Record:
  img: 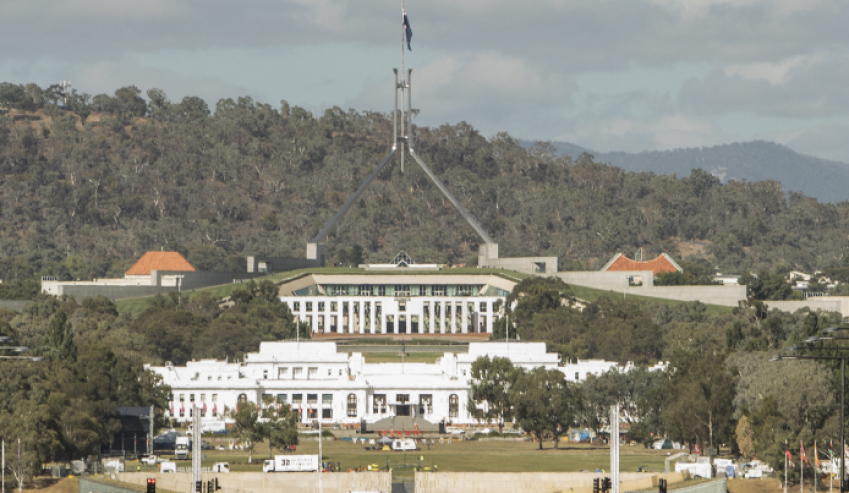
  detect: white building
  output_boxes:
[150,341,603,426]
[278,269,516,336]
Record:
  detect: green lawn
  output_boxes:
[363,352,443,363]
[142,437,671,474]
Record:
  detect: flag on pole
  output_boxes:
[815,441,819,467]
[801,442,809,465]
[203,402,207,413]
[403,9,413,51]
[213,403,217,416]
[787,450,795,468]
[830,440,835,458]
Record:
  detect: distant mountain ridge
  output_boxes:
[521,140,849,204]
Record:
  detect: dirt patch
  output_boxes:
[727,478,783,493]
[676,240,710,258]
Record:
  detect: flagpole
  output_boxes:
[785,446,788,493]
[399,0,406,173]
[802,454,804,493]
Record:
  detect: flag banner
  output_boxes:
[815,441,819,467]
[403,9,413,50]
[801,442,809,465]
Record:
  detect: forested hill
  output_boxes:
[1,83,849,285]
[538,139,849,204]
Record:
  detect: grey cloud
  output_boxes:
[678,53,849,118]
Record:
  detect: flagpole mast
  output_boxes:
[399,0,406,173]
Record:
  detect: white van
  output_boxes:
[159,461,177,473]
[212,463,230,473]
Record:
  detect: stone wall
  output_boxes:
[117,471,391,493]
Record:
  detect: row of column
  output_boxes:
[290,298,496,334]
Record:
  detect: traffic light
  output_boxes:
[593,478,600,493]
[195,481,202,493]
[214,478,221,491]
[659,478,668,493]
[146,478,156,493]
[602,477,611,492]
[207,480,214,493]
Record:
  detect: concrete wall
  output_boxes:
[556,271,656,290]
[117,471,391,493]
[415,471,689,493]
[554,272,747,307]
[633,285,747,307]
[766,297,849,318]
[248,256,322,274]
[481,257,559,275]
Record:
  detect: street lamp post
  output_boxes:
[772,323,849,492]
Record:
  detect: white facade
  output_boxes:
[151,341,571,426]
[279,273,515,336]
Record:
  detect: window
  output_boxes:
[278,367,289,379]
[201,394,206,402]
[396,394,410,404]
[449,394,459,418]
[399,302,406,312]
[395,285,410,296]
[277,394,287,403]
[306,302,313,312]
[212,394,218,402]
[293,301,300,311]
[263,370,268,380]
[347,394,357,417]
[419,395,433,415]
[179,394,185,402]
[331,302,337,311]
[318,302,325,312]
[322,394,333,404]
[480,302,487,312]
[322,408,332,419]
[328,369,332,376]
[293,367,303,378]
[373,394,386,413]
[360,285,371,296]
[307,394,318,404]
[190,394,195,402]
[308,367,318,379]
[292,394,303,403]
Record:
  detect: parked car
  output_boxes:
[140,455,159,466]
[211,463,230,473]
[159,461,176,473]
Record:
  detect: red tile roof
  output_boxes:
[125,252,196,276]
[601,253,682,275]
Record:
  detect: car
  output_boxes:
[211,462,230,473]
[159,461,176,473]
[140,455,159,466]
[445,426,464,435]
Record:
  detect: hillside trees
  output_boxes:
[1,82,848,284]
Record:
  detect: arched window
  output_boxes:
[347,394,357,417]
[449,394,459,418]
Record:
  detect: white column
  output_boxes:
[486,301,494,333]
[359,301,365,334]
[440,301,446,334]
[380,305,387,334]
[460,301,467,334]
[347,300,355,333]
[429,301,436,334]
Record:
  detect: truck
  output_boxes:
[263,455,319,473]
[175,436,190,460]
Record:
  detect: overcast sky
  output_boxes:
[3,0,849,163]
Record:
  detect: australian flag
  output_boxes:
[403,9,413,51]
